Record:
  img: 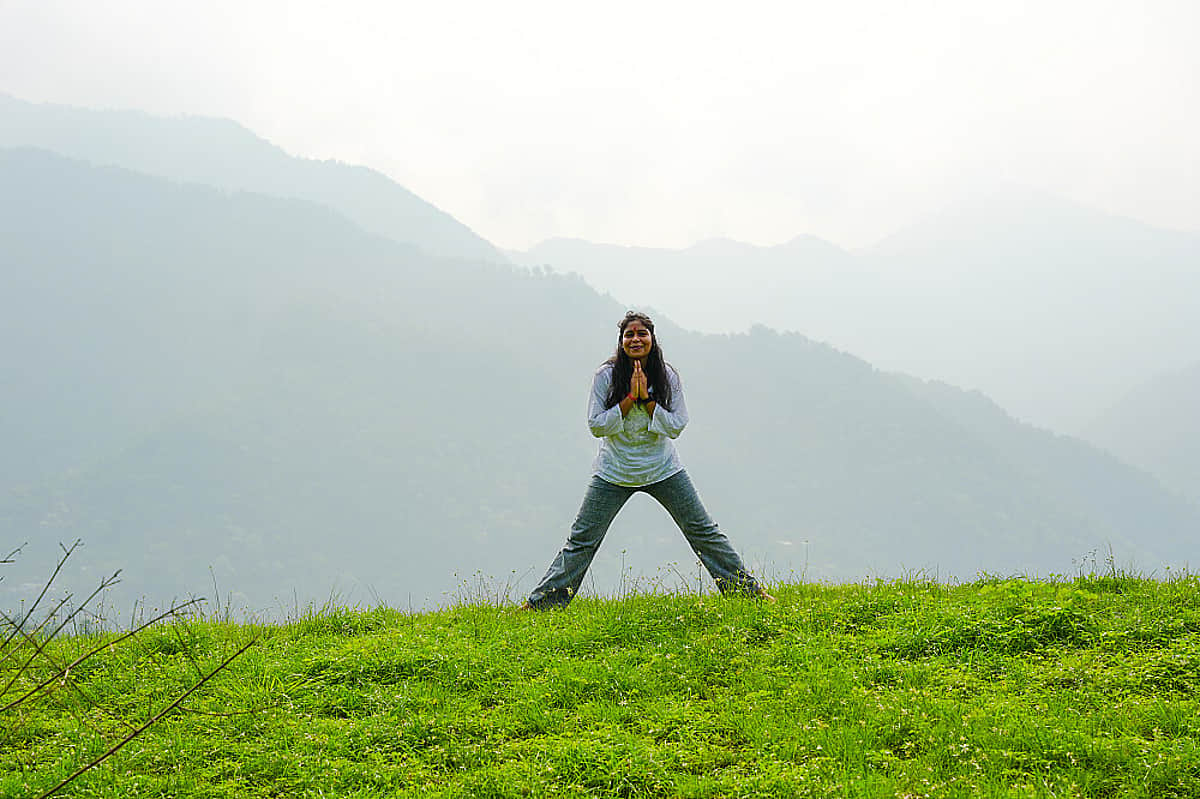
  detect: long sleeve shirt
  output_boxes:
[587,362,688,487]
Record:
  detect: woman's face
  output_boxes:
[621,320,653,361]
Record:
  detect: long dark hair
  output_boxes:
[603,311,675,411]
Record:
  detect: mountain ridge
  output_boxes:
[0,93,502,263]
[511,190,1200,434]
[1082,362,1200,504]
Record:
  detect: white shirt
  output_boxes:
[587,362,689,487]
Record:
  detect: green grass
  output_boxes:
[4,573,1200,797]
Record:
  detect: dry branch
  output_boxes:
[34,635,258,799]
[0,598,204,716]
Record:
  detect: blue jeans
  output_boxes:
[527,469,762,609]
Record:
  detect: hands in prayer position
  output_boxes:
[620,360,654,417]
[630,360,650,402]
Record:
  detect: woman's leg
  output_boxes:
[644,470,763,596]
[526,476,633,609]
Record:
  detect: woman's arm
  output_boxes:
[646,367,689,439]
[587,366,626,437]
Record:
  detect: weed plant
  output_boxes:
[3,571,1199,797]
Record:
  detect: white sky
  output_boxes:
[1,0,1196,251]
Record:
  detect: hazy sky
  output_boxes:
[2,0,1196,251]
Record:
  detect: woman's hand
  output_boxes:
[621,363,642,417]
[633,361,650,401]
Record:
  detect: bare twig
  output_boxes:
[0,591,76,671]
[35,635,258,799]
[0,598,204,716]
[1,543,23,565]
[0,571,121,699]
[0,608,136,739]
[1,540,81,654]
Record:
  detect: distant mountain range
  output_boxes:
[2,146,1196,615]
[1083,363,1200,504]
[7,92,1196,442]
[0,93,503,263]
[513,192,1200,436]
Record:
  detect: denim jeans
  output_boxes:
[527,469,762,609]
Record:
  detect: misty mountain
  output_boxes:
[12,94,1193,439]
[515,190,1200,434]
[0,93,501,263]
[513,235,864,342]
[3,149,1196,615]
[859,189,1200,432]
[1,147,606,611]
[1081,363,1200,503]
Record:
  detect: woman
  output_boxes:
[523,311,773,609]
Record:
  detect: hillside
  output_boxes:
[515,189,1200,433]
[0,93,502,263]
[4,575,1199,797]
[1082,363,1200,503]
[3,148,1198,616]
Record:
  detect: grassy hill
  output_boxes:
[4,573,1199,797]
